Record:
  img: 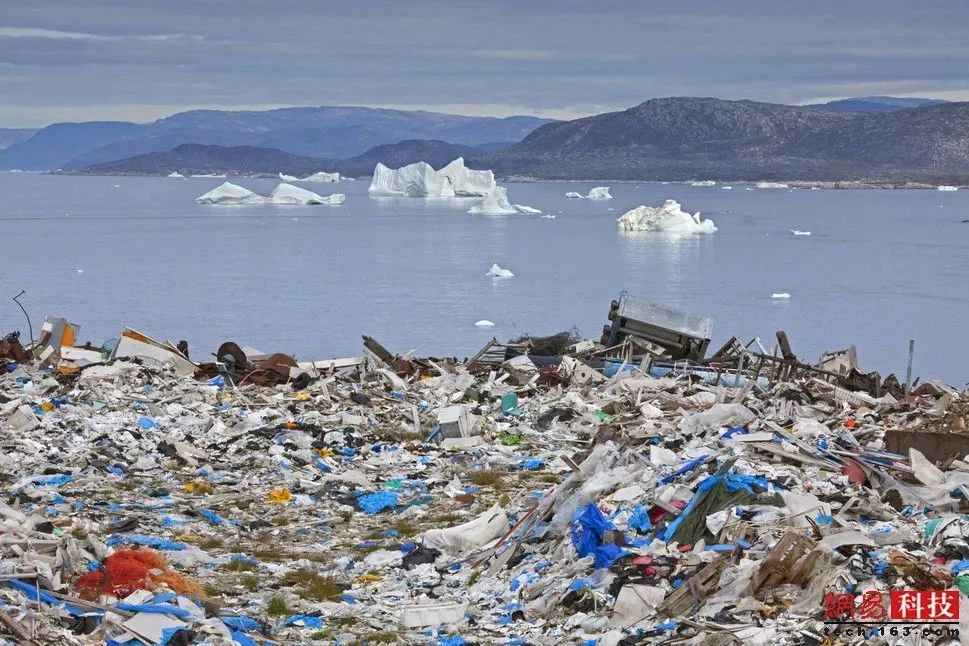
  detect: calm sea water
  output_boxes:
[1,173,967,385]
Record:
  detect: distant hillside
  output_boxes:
[0,106,554,171]
[334,140,484,176]
[809,96,948,113]
[490,97,969,181]
[77,144,333,176]
[0,128,37,151]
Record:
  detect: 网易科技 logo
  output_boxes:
[823,590,960,639]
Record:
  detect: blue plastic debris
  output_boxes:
[221,616,263,632]
[207,375,225,387]
[137,416,157,429]
[521,457,543,471]
[438,635,467,646]
[357,491,398,514]
[106,534,187,551]
[571,503,614,558]
[199,509,232,526]
[5,579,87,616]
[116,603,192,619]
[230,631,259,646]
[27,473,72,488]
[593,543,627,569]
[106,466,125,476]
[658,454,710,485]
[281,613,324,628]
[501,393,522,416]
[628,505,653,533]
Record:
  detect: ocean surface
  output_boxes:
[2,173,968,385]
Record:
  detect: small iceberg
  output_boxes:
[771,293,791,299]
[587,186,613,200]
[617,199,717,234]
[302,171,340,183]
[279,172,299,182]
[368,158,495,197]
[167,171,184,178]
[722,185,733,190]
[565,191,583,199]
[191,173,227,178]
[790,230,811,236]
[468,186,540,215]
[938,185,959,191]
[475,320,496,327]
[486,263,514,278]
[756,181,789,189]
[269,183,345,205]
[196,182,265,205]
[690,180,717,187]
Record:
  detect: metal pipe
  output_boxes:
[12,290,33,344]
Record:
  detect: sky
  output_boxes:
[2,0,969,127]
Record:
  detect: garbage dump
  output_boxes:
[2,293,969,645]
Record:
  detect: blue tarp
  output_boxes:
[357,491,398,514]
[628,505,653,533]
[106,534,187,551]
[571,504,614,558]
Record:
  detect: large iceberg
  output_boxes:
[195,182,264,205]
[269,183,345,205]
[303,171,340,183]
[369,161,455,197]
[468,186,540,215]
[368,158,495,197]
[587,186,613,200]
[617,199,717,234]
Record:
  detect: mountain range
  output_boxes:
[20,96,969,182]
[0,106,553,171]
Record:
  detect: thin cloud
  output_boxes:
[0,27,197,42]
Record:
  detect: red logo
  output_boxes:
[824,591,959,622]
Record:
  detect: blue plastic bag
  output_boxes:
[357,491,398,514]
[570,504,613,557]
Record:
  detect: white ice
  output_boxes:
[195,182,265,205]
[367,157,494,197]
[268,183,345,205]
[771,293,791,299]
[616,199,717,234]
[938,185,959,191]
[565,191,583,199]
[486,263,514,278]
[475,320,495,327]
[722,186,733,190]
[468,186,540,215]
[756,182,789,189]
[167,171,184,178]
[302,171,340,183]
[690,180,717,187]
[586,186,613,200]
[278,172,299,182]
[790,230,812,236]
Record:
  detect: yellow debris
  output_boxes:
[268,489,293,504]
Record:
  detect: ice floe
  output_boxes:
[278,172,299,182]
[486,263,514,278]
[690,180,717,187]
[302,171,340,183]
[167,171,184,178]
[790,230,812,236]
[756,181,789,189]
[586,186,613,200]
[938,185,959,191]
[474,320,496,327]
[195,182,265,205]
[468,186,540,215]
[565,191,583,199]
[771,293,791,299]
[269,183,345,205]
[195,181,345,205]
[616,199,717,234]
[368,158,494,197]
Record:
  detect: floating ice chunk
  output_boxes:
[790,230,811,236]
[756,181,789,189]
[617,199,717,234]
[586,186,613,200]
[514,204,542,214]
[486,263,514,278]
[368,161,455,197]
[541,214,556,219]
[195,182,265,204]
[475,320,495,327]
[938,185,959,191]
[167,171,184,178]
[437,157,497,196]
[191,174,226,178]
[722,185,733,190]
[771,293,791,299]
[565,191,583,199]
[269,183,345,205]
[302,171,340,182]
[468,186,540,215]
[278,172,299,182]
[745,187,756,191]
[690,180,717,187]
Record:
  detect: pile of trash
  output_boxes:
[2,297,969,645]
